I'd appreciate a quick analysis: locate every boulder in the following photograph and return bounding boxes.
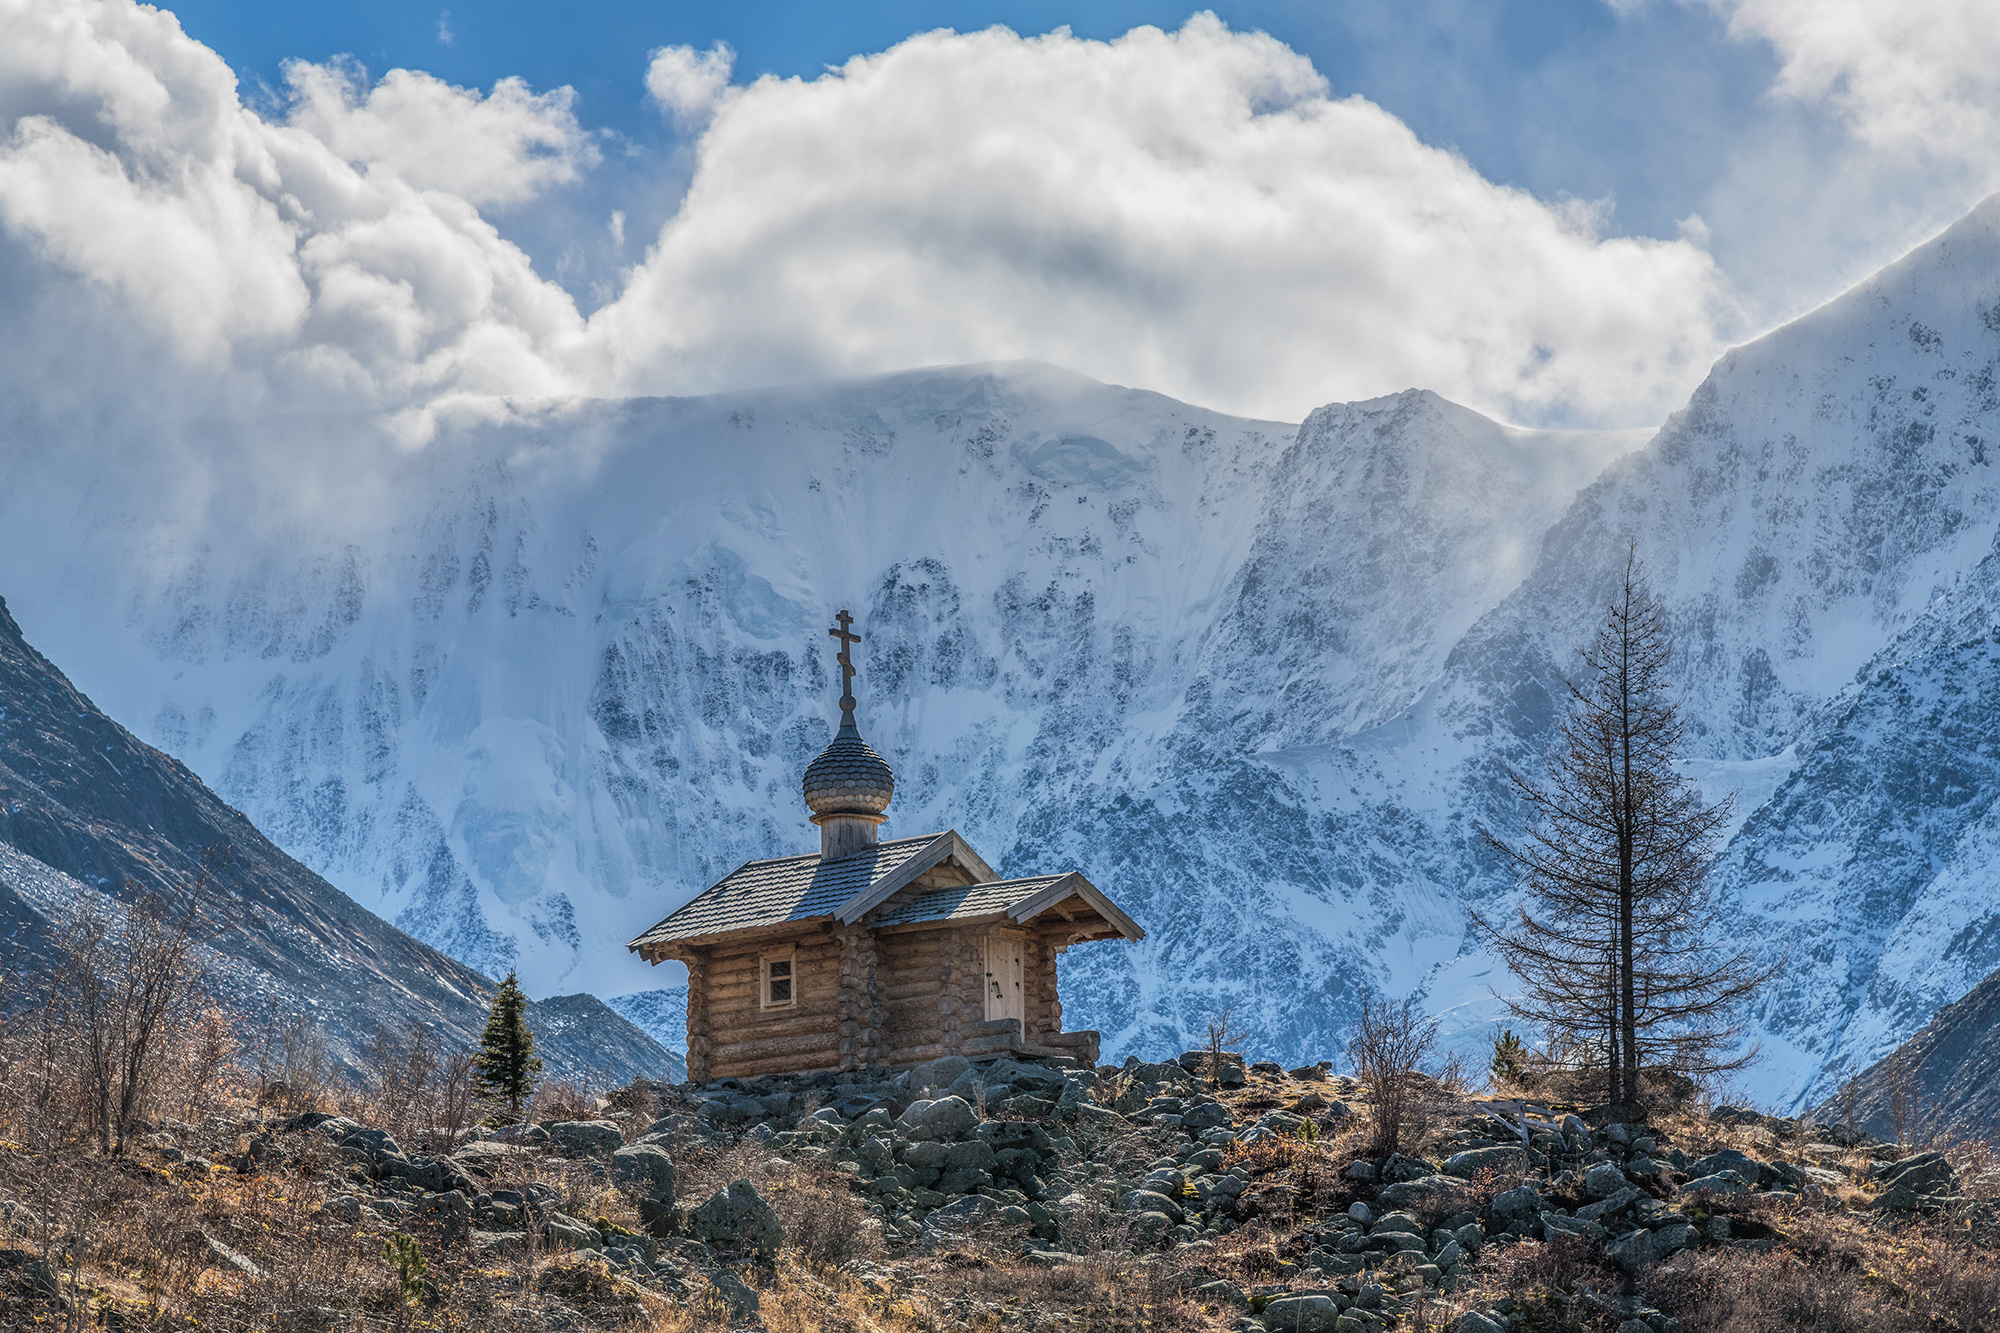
[1540,1211,1608,1244]
[1607,1227,1674,1273]
[547,1121,624,1158]
[611,1144,677,1201]
[1264,1295,1342,1331]
[898,1096,979,1142]
[906,1055,974,1091]
[1685,1148,1760,1182]
[1456,1315,1507,1333]
[921,1194,997,1249]
[1444,1146,1529,1179]
[489,1123,550,1146]
[1489,1185,1543,1220]
[1584,1163,1629,1199]
[1376,1175,1467,1219]
[317,1194,363,1223]
[984,1059,1068,1093]
[1869,1152,1955,1199]
[1182,1101,1232,1132]
[689,1179,783,1257]
[543,1213,604,1252]
[1677,1172,1750,1196]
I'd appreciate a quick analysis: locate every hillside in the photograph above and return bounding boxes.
[1812,961,2000,1140]
[0,595,681,1084]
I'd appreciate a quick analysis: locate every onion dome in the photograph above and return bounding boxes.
[802,720,895,819]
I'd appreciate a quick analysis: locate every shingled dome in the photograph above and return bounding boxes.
[802,723,895,818]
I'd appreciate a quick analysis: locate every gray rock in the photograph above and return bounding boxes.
[473,1230,529,1257]
[1584,1163,1629,1199]
[1123,1189,1185,1224]
[709,1265,760,1319]
[898,1096,979,1142]
[1870,1152,1955,1199]
[1129,1210,1176,1244]
[907,1055,974,1091]
[1490,1185,1543,1219]
[1377,1175,1468,1218]
[1540,1211,1607,1243]
[1608,1227,1665,1272]
[1183,1101,1233,1132]
[1456,1316,1507,1333]
[1347,1201,1373,1225]
[1678,1172,1750,1195]
[547,1121,624,1158]
[318,1194,363,1223]
[1343,1160,1378,1182]
[1655,1222,1698,1254]
[611,1143,676,1201]
[1685,1149,1761,1182]
[689,1178,783,1256]
[1444,1146,1529,1179]
[1264,1294,1342,1331]
[921,1193,997,1247]
[1195,1278,1247,1306]
[489,1123,550,1145]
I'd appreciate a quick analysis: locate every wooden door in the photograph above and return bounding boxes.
[985,928,1025,1026]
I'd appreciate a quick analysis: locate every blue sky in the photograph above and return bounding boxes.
[181,0,1769,244]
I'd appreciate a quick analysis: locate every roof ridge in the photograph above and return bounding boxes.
[725,830,948,874]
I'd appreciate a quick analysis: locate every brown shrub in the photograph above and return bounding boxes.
[762,1163,882,1271]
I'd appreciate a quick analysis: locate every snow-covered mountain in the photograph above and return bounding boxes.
[0,361,1639,1064]
[7,194,2000,1110]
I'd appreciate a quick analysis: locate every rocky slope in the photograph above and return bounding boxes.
[0,595,680,1084]
[8,1050,1991,1332]
[1812,960,2000,1140]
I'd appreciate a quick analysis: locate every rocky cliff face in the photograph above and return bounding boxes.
[0,596,680,1084]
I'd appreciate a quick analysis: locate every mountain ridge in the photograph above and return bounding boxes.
[0,593,682,1084]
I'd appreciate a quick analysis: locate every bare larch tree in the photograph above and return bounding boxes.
[1478,550,1770,1112]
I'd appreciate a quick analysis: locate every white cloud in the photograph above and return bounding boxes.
[0,1,1742,434]
[283,59,599,207]
[1707,0,2000,165]
[0,0,587,422]
[644,43,734,121]
[602,17,1737,425]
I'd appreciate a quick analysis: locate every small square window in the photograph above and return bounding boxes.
[762,954,795,1008]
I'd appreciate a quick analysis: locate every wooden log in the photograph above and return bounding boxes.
[965,1018,1021,1036]
[710,1031,845,1062]
[879,979,945,1002]
[715,1051,842,1079]
[884,1043,945,1065]
[710,1013,839,1042]
[960,1033,1021,1057]
[686,948,713,1083]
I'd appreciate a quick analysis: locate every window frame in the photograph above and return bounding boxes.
[760,948,798,1011]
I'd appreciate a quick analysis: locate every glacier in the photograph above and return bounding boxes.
[6,195,2000,1112]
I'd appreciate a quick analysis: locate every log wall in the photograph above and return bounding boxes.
[682,917,1109,1077]
[703,933,844,1078]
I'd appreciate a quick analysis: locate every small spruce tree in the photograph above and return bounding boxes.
[473,972,541,1121]
[1490,1028,1531,1090]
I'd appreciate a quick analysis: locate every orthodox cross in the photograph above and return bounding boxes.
[829,609,861,719]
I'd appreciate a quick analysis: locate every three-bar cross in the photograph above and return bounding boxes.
[829,609,861,717]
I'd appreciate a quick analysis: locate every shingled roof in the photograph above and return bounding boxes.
[628,831,972,952]
[627,831,1144,957]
